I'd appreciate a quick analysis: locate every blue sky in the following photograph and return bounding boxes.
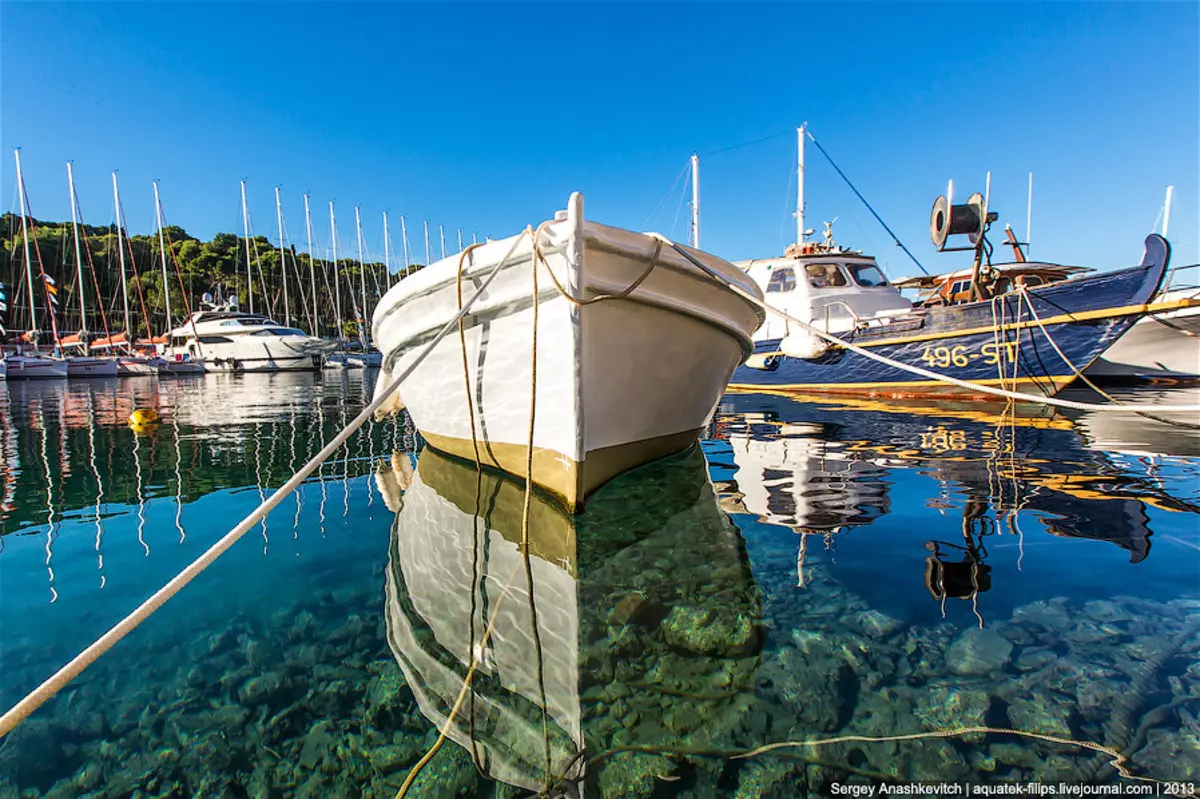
[2,2,1196,276]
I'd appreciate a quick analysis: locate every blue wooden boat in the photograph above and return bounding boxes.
[728,232,1170,399]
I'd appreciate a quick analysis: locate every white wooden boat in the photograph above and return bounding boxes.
[371,193,764,510]
[5,355,68,380]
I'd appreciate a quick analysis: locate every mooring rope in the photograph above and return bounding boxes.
[0,231,528,739]
[395,227,549,798]
[656,237,1200,414]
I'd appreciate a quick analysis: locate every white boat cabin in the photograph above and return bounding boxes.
[736,231,913,358]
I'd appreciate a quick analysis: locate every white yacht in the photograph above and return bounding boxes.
[166,296,334,373]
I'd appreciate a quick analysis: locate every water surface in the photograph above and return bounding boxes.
[0,377,1197,797]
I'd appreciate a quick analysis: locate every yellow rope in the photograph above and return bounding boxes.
[534,225,664,306]
[395,227,546,798]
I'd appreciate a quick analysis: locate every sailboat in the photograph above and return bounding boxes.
[345,207,382,368]
[150,182,206,376]
[4,149,68,380]
[61,162,119,378]
[94,171,157,376]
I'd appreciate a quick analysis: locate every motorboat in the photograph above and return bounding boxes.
[371,192,764,511]
[115,357,157,377]
[165,295,333,373]
[728,212,1170,398]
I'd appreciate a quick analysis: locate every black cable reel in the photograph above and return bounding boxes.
[930,191,997,251]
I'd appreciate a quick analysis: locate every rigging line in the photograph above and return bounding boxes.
[702,129,791,156]
[670,166,690,240]
[804,130,929,275]
[0,229,527,740]
[640,161,690,230]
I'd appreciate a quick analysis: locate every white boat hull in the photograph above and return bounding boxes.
[372,193,764,510]
[116,357,157,377]
[1086,294,1200,380]
[5,356,69,380]
[344,351,382,369]
[66,357,119,378]
[154,357,207,376]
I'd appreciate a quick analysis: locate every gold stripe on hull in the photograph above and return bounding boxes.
[726,374,1078,399]
[418,427,702,513]
[848,299,1185,350]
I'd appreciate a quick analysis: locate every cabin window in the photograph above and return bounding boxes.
[950,280,971,296]
[766,267,797,293]
[198,335,234,344]
[219,320,242,328]
[847,263,889,287]
[171,336,189,348]
[806,264,848,289]
[251,328,307,337]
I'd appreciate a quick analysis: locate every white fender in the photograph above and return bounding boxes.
[780,330,830,360]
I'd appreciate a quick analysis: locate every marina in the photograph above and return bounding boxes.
[1,2,1198,796]
[0,376,1196,796]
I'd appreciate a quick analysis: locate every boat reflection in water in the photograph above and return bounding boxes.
[713,391,1197,602]
[380,444,762,795]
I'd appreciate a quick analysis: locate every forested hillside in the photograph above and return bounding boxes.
[1,212,416,340]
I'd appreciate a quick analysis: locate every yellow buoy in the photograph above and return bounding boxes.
[128,408,160,429]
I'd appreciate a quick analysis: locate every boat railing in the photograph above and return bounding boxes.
[821,300,862,332]
[1164,263,1199,293]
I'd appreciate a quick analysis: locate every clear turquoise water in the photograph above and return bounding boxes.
[0,376,1197,797]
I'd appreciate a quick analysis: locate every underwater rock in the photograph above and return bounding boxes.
[1011,598,1072,631]
[734,760,804,799]
[399,741,478,798]
[300,721,335,770]
[913,685,990,732]
[769,644,855,732]
[1007,691,1075,739]
[946,628,1013,676]
[364,661,412,730]
[596,751,676,799]
[850,609,905,640]
[1014,647,1057,672]
[661,605,759,658]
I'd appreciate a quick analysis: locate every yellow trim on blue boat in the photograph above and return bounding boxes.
[726,374,1076,392]
[768,297,1196,351]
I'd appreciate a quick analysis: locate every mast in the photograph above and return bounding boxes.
[1163,185,1174,237]
[439,224,446,260]
[304,194,318,334]
[153,180,172,340]
[424,221,431,266]
[354,206,367,345]
[329,202,342,340]
[1026,172,1033,259]
[14,149,37,336]
[797,124,806,244]
[690,153,700,249]
[241,181,254,314]
[67,161,88,340]
[275,187,290,326]
[383,211,391,288]
[457,228,463,253]
[400,215,410,276]
[112,172,132,340]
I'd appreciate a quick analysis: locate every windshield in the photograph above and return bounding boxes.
[847,263,889,287]
[806,264,848,288]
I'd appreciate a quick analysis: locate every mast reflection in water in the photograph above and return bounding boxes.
[0,380,1197,796]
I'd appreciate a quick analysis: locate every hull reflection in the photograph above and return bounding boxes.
[383,445,763,794]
